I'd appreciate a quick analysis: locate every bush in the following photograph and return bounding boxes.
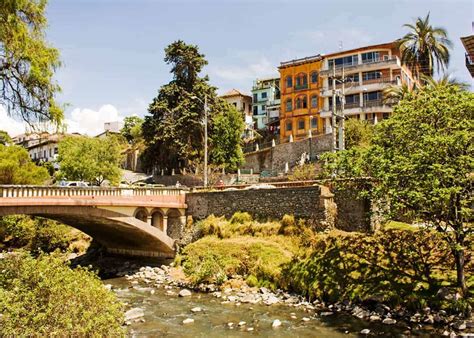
[230,212,252,224]
[0,252,124,336]
[288,163,319,181]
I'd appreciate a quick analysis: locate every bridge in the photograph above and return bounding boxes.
[0,185,188,258]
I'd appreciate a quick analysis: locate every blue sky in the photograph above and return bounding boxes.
[3,0,473,136]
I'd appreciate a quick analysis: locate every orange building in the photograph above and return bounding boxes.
[278,55,324,141]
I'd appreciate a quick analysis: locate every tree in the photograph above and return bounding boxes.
[322,83,473,295]
[398,13,452,80]
[57,136,123,186]
[121,116,143,144]
[142,40,244,173]
[0,144,49,184]
[0,130,12,145]
[344,118,373,149]
[0,0,62,125]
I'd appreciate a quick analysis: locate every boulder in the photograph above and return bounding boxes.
[382,318,397,325]
[124,308,145,321]
[179,289,192,297]
[272,319,282,328]
[360,329,370,335]
[182,318,194,324]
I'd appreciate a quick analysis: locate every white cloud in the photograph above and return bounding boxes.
[65,104,124,136]
[0,106,26,137]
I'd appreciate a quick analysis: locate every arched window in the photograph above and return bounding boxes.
[311,95,318,108]
[311,117,318,129]
[295,73,308,89]
[286,76,292,88]
[295,95,307,109]
[286,121,292,131]
[285,99,292,112]
[311,71,318,84]
[298,119,305,130]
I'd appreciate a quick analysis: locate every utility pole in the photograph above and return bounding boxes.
[339,65,345,151]
[331,64,337,153]
[203,95,208,188]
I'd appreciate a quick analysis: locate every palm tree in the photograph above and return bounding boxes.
[421,74,470,90]
[398,13,452,80]
[383,83,417,105]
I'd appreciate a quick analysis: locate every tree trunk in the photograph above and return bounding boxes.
[454,248,467,296]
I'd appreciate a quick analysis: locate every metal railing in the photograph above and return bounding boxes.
[0,185,187,198]
[322,56,399,73]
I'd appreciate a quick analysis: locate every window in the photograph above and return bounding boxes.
[298,119,305,130]
[49,149,52,157]
[54,147,58,155]
[361,51,380,64]
[311,71,318,84]
[345,94,359,104]
[295,73,308,89]
[328,54,358,68]
[362,71,382,81]
[383,113,390,119]
[286,99,292,111]
[364,91,382,101]
[311,117,318,129]
[261,92,267,99]
[253,106,258,115]
[295,95,307,109]
[346,73,359,83]
[253,94,258,102]
[261,105,266,112]
[233,102,237,107]
[311,95,318,108]
[286,121,292,131]
[286,76,292,88]
[243,103,245,110]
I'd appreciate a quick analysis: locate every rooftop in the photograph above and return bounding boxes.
[323,41,397,58]
[220,89,252,98]
[461,35,474,55]
[279,54,322,69]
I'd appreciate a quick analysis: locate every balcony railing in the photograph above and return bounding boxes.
[322,77,399,94]
[321,56,399,74]
[294,84,308,91]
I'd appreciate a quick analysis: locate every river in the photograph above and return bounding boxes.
[107,277,414,337]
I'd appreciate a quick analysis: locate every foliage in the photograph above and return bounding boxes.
[57,135,123,186]
[0,130,12,145]
[288,163,318,181]
[280,229,471,311]
[121,116,143,144]
[0,0,63,124]
[0,215,86,254]
[142,40,244,173]
[0,144,49,184]
[398,13,452,79]
[321,83,474,294]
[230,211,252,224]
[344,118,373,149]
[0,252,124,336]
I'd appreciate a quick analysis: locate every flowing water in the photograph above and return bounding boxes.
[107,277,413,337]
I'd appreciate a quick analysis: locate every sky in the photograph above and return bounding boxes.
[2,0,473,136]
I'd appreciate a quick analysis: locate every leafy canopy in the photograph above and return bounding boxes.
[121,115,143,144]
[142,40,244,173]
[57,135,123,186]
[0,130,12,145]
[0,144,49,184]
[0,0,62,125]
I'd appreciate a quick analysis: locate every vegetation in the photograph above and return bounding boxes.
[321,83,474,295]
[344,118,373,149]
[121,115,144,145]
[57,135,123,186]
[142,40,244,173]
[0,130,12,145]
[0,0,63,124]
[0,252,124,336]
[398,13,452,79]
[0,144,49,184]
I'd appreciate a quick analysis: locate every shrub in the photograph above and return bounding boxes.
[288,163,319,181]
[230,212,252,224]
[0,252,124,336]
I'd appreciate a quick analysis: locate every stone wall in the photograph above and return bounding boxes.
[243,134,332,173]
[333,188,371,232]
[186,186,326,222]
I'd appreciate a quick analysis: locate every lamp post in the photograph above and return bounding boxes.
[308,115,313,162]
[190,95,209,187]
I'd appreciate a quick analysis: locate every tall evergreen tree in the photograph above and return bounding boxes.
[142,41,244,173]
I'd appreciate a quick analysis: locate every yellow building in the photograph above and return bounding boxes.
[278,55,324,141]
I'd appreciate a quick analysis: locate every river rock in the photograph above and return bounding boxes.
[272,319,282,328]
[360,329,370,335]
[104,284,113,291]
[227,296,237,302]
[321,312,334,317]
[191,307,202,313]
[238,321,246,326]
[424,315,434,324]
[179,289,192,297]
[260,287,270,294]
[302,317,310,322]
[264,295,280,305]
[182,318,194,324]
[452,321,467,330]
[369,315,381,322]
[124,308,145,321]
[382,318,397,325]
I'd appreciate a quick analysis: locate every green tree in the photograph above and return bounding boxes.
[142,40,244,173]
[344,118,373,149]
[57,136,123,186]
[0,0,62,124]
[0,130,12,145]
[398,13,452,79]
[121,115,143,144]
[0,252,123,336]
[322,83,474,295]
[0,144,49,184]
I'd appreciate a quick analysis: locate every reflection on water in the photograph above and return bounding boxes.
[108,278,409,338]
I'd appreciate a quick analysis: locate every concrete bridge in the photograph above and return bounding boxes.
[0,186,188,258]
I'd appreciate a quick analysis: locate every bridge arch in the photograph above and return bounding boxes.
[134,207,149,223]
[150,208,165,231]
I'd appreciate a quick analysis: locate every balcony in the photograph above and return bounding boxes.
[465,53,474,77]
[320,56,400,76]
[294,83,308,91]
[321,77,400,97]
[321,99,392,118]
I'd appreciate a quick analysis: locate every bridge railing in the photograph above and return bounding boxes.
[0,186,188,198]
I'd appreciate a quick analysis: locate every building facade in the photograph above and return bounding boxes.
[251,78,280,132]
[220,89,254,138]
[319,42,415,133]
[461,35,474,78]
[278,55,323,141]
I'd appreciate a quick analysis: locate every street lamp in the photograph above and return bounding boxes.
[190,95,209,187]
[308,115,313,162]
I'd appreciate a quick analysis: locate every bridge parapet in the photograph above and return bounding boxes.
[0,185,188,198]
